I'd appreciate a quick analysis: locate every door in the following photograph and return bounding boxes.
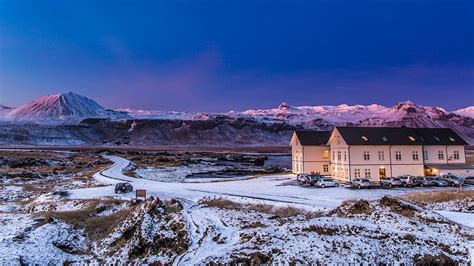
[379,168,386,179]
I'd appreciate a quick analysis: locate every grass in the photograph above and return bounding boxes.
[38,198,132,240]
[199,196,312,218]
[400,189,474,205]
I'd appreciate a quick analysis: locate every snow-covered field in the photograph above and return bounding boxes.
[2,154,473,264]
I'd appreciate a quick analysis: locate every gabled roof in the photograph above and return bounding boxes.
[293,130,331,146]
[335,127,468,146]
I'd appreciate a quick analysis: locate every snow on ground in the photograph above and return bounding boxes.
[69,155,474,211]
[135,163,228,183]
[0,213,89,264]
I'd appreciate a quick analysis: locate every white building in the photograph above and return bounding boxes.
[290,127,468,181]
[290,131,331,175]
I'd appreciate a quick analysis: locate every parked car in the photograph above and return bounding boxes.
[441,174,464,186]
[351,178,372,189]
[398,175,418,187]
[297,174,310,184]
[464,176,474,185]
[115,182,133,194]
[415,176,436,187]
[307,175,323,186]
[314,177,338,188]
[380,178,403,187]
[432,177,449,187]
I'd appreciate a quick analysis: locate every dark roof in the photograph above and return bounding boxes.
[294,131,331,146]
[335,127,468,146]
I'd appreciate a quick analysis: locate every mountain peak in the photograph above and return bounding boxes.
[6,91,126,122]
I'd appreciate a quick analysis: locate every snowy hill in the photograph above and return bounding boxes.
[454,106,474,118]
[6,92,128,123]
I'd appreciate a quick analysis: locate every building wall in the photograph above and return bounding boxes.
[291,138,330,175]
[422,145,466,164]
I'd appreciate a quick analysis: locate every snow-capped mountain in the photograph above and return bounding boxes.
[5,92,128,122]
[454,106,474,118]
[0,92,472,145]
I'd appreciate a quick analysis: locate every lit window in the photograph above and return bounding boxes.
[395,151,402,161]
[438,151,444,160]
[361,136,369,141]
[453,151,460,160]
[412,151,419,161]
[322,150,329,159]
[408,136,416,142]
[363,151,370,161]
[449,137,456,142]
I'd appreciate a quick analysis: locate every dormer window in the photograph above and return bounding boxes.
[449,137,455,142]
[361,136,369,141]
[408,136,416,142]
[382,136,388,142]
[434,137,440,142]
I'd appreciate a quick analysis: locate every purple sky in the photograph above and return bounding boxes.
[0,1,473,112]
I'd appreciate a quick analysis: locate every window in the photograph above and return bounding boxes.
[322,150,329,159]
[412,151,419,161]
[423,150,428,161]
[395,151,402,161]
[363,151,370,161]
[323,164,329,172]
[438,151,444,160]
[354,169,361,178]
[408,136,416,142]
[364,169,371,178]
[337,151,341,161]
[453,151,460,160]
[361,136,369,141]
[343,151,347,161]
[332,151,335,160]
[449,137,456,142]
[296,139,299,145]
[378,151,384,161]
[382,136,388,142]
[336,136,341,145]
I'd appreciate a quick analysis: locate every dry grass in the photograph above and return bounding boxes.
[400,190,474,205]
[38,198,132,239]
[199,197,310,218]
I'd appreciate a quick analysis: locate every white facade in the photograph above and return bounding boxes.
[290,133,330,175]
[290,128,468,182]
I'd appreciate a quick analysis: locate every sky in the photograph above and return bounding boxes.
[0,0,473,112]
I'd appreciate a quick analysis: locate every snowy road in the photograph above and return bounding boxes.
[69,155,473,210]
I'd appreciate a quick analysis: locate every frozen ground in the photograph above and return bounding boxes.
[2,154,473,264]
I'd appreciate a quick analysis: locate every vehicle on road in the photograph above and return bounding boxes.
[398,175,418,187]
[441,174,464,186]
[314,177,338,188]
[380,178,403,187]
[464,177,474,185]
[115,182,133,194]
[415,176,436,187]
[432,177,449,187]
[350,178,372,189]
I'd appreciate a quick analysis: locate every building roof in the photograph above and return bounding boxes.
[335,127,468,146]
[294,130,331,146]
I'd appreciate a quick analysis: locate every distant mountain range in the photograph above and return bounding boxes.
[0,92,472,146]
